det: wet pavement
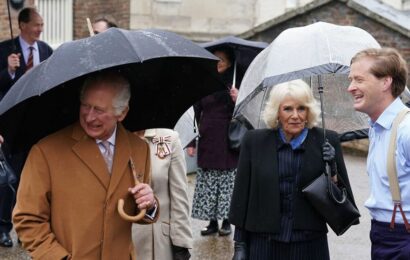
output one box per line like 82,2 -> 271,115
0,152 -> 370,259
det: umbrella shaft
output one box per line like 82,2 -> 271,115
318,76 -> 326,141
6,0 -> 16,52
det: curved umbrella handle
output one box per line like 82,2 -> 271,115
117,158 -> 147,222
117,199 -> 146,222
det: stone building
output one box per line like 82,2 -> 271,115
1,0 -> 409,44
240,0 -> 410,83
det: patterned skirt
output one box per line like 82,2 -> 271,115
191,168 -> 236,220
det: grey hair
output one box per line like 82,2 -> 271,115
80,71 -> 131,116
262,79 -> 321,129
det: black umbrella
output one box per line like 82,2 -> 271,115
0,28 -> 224,153
200,36 -> 268,87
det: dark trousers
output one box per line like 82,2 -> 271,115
248,234 -> 330,260
0,184 -> 17,232
0,150 -> 26,233
370,220 -> 410,260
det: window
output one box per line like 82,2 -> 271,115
35,0 -> 73,48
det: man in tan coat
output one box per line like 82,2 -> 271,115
13,71 -> 159,260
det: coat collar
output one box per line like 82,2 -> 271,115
71,122 -> 132,197
143,128 -> 157,139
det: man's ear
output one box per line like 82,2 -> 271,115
117,106 -> 129,122
382,76 -> 393,92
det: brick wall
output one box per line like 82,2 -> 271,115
0,0 -> 34,41
248,1 -> 410,85
73,0 -> 130,39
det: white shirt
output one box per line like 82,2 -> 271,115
96,128 -> 117,155
19,36 -> 40,67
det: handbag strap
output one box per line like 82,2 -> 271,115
386,107 -> 410,231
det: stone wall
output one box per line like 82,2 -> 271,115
0,0 -> 34,41
73,0 -> 130,39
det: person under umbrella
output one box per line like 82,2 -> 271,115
133,129 -> 193,260
13,71 -> 159,259
229,79 -> 358,259
187,47 -> 239,236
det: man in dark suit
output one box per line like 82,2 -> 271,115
0,7 -> 53,100
0,7 -> 52,247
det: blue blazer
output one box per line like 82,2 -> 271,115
0,37 -> 53,99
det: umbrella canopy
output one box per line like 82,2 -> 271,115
200,36 -> 268,87
174,106 -> 197,148
234,22 -> 381,140
0,28 -> 224,153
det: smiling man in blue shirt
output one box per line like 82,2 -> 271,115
348,47 -> 410,259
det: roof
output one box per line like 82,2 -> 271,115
239,0 -> 410,39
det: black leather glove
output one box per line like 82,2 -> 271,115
232,241 -> 247,260
322,141 -> 335,162
172,245 -> 191,260
322,141 -> 338,177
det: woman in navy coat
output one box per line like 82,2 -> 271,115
229,79 -> 358,259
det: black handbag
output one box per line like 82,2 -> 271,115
228,115 -> 253,151
0,147 -> 17,187
302,165 -> 360,236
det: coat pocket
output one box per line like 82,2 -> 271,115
161,221 -> 170,237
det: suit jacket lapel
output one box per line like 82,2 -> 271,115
298,129 -> 323,187
261,130 -> 279,185
38,42 -> 48,62
107,124 -> 132,198
71,123 -> 111,190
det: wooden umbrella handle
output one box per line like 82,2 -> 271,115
117,158 -> 146,221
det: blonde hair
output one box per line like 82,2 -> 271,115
262,79 -> 321,129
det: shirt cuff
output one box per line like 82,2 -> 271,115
144,201 -> 158,220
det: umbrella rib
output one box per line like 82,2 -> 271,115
320,25 -> 333,63
117,29 -> 143,61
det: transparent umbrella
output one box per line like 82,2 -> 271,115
233,22 -> 381,142
174,106 -> 197,149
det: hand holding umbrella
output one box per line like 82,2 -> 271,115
230,85 -> 239,103
7,53 -> 20,73
117,158 -> 147,222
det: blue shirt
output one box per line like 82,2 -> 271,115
366,98 -> 410,223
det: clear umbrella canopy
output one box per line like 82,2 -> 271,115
174,106 -> 197,148
234,22 -> 381,139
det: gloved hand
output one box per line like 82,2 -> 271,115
322,141 -> 339,178
322,141 -> 335,163
172,245 -> 191,260
232,241 -> 247,260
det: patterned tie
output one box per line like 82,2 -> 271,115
100,140 -> 113,173
25,46 -> 34,72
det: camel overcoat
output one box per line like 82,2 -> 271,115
13,122 -> 158,260
134,129 -> 193,259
